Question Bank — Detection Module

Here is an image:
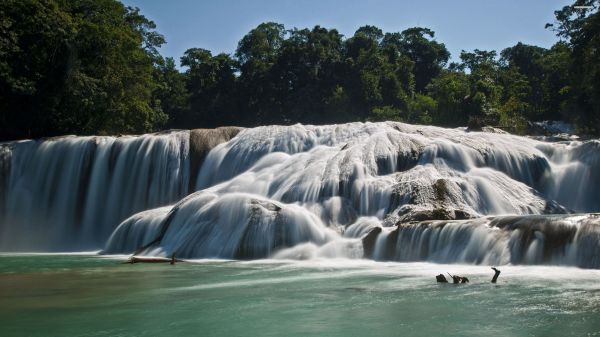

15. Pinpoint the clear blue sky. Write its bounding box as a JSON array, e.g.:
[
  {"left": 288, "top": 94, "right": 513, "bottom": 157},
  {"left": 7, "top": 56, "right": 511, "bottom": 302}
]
[{"left": 121, "top": 0, "right": 572, "bottom": 64}]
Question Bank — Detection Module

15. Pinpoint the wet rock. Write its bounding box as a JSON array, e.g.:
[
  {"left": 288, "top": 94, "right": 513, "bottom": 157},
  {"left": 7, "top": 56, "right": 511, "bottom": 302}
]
[
  {"left": 362, "top": 227, "right": 382, "bottom": 259},
  {"left": 381, "top": 226, "right": 400, "bottom": 260},
  {"left": 189, "top": 127, "right": 243, "bottom": 192},
  {"left": 480, "top": 126, "right": 509, "bottom": 134},
  {"left": 396, "top": 207, "right": 476, "bottom": 222},
  {"left": 235, "top": 199, "right": 283, "bottom": 259},
  {"left": 250, "top": 199, "right": 282, "bottom": 212},
  {"left": 453, "top": 209, "right": 475, "bottom": 220}
]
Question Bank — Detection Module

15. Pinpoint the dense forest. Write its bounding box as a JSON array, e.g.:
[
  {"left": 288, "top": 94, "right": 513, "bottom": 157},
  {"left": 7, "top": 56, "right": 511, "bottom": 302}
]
[{"left": 1, "top": 0, "right": 599, "bottom": 141}]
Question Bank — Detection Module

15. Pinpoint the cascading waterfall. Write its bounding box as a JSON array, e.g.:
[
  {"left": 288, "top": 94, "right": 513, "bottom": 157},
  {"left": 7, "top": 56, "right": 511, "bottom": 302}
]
[
  {"left": 103, "top": 192, "right": 343, "bottom": 259},
  {"left": 0, "top": 131, "right": 190, "bottom": 250},
  {"left": 0, "top": 128, "right": 240, "bottom": 250},
  {"left": 359, "top": 214, "right": 600, "bottom": 269},
  {"left": 1, "top": 122, "right": 599, "bottom": 267}
]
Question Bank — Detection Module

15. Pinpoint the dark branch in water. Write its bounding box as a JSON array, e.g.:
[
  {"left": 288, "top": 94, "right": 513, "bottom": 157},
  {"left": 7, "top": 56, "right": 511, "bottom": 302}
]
[{"left": 491, "top": 267, "right": 501, "bottom": 283}]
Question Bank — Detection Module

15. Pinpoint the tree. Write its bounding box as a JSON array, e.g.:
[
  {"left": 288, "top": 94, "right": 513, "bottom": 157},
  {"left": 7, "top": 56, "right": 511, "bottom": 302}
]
[
  {"left": 0, "top": 0, "right": 73, "bottom": 139},
  {"left": 547, "top": 0, "right": 600, "bottom": 133},
  {"left": 459, "top": 50, "right": 503, "bottom": 126},
  {"left": 498, "top": 42, "right": 573, "bottom": 123},
  {"left": 270, "top": 26, "right": 345, "bottom": 123},
  {"left": 180, "top": 48, "right": 238, "bottom": 127},
  {"left": 235, "top": 22, "right": 286, "bottom": 124},
  {"left": 2, "top": 3, "right": 594, "bottom": 138},
  {"left": 153, "top": 57, "right": 188, "bottom": 128},
  {"left": 540, "top": 42, "right": 572, "bottom": 121},
  {"left": 0, "top": 0, "right": 167, "bottom": 140},
  {"left": 383, "top": 28, "right": 450, "bottom": 93},
  {"left": 427, "top": 70, "right": 471, "bottom": 126},
  {"left": 344, "top": 26, "right": 413, "bottom": 121}
]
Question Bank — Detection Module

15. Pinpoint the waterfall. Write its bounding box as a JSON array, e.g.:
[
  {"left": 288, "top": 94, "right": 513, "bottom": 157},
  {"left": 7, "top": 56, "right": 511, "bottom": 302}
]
[
  {"left": 103, "top": 192, "right": 341, "bottom": 259},
  {"left": 0, "top": 132, "right": 190, "bottom": 250},
  {"left": 0, "top": 128, "right": 241, "bottom": 250},
  {"left": 2, "top": 122, "right": 600, "bottom": 267},
  {"left": 361, "top": 214, "right": 600, "bottom": 269}
]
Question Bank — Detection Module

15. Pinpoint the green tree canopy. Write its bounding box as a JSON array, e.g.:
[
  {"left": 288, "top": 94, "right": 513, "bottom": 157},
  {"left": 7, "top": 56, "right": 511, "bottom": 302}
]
[
  {"left": 382, "top": 28, "right": 449, "bottom": 93},
  {"left": 0, "top": 0, "right": 167, "bottom": 140},
  {"left": 2, "top": 1, "right": 598, "bottom": 139}
]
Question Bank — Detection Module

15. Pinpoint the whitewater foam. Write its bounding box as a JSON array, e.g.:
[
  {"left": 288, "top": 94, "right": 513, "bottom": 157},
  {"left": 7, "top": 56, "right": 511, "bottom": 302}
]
[{"left": 2, "top": 122, "right": 599, "bottom": 267}]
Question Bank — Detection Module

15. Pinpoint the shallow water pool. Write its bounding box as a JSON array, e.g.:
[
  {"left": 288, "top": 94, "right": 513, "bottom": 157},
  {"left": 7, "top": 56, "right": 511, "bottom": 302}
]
[{"left": 1, "top": 254, "right": 599, "bottom": 337}]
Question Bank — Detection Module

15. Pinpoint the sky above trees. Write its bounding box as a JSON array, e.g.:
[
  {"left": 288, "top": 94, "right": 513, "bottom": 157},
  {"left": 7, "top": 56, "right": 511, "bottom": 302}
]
[{"left": 121, "top": 0, "right": 572, "bottom": 64}]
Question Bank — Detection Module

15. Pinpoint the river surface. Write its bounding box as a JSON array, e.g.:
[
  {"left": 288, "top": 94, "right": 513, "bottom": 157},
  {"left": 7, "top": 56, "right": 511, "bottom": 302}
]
[{"left": 1, "top": 254, "right": 599, "bottom": 337}]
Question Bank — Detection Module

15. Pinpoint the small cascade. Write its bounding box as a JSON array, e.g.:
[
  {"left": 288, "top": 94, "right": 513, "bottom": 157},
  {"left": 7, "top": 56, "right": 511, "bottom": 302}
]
[
  {"left": 102, "top": 206, "right": 172, "bottom": 254},
  {"left": 538, "top": 141, "right": 600, "bottom": 211},
  {"left": 361, "top": 214, "right": 600, "bottom": 268},
  {"left": 104, "top": 192, "right": 340, "bottom": 259}
]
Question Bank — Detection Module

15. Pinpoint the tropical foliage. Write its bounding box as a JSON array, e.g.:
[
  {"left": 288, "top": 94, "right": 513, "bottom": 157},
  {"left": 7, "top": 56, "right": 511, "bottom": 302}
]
[{"left": 1, "top": 0, "right": 598, "bottom": 140}]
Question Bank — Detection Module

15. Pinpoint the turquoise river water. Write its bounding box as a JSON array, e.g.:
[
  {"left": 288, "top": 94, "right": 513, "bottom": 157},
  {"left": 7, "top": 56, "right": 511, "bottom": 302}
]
[{"left": 1, "top": 254, "right": 599, "bottom": 337}]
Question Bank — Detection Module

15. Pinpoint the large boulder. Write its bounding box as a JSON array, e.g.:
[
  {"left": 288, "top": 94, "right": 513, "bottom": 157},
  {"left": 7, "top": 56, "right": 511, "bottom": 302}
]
[{"left": 189, "top": 127, "right": 243, "bottom": 191}]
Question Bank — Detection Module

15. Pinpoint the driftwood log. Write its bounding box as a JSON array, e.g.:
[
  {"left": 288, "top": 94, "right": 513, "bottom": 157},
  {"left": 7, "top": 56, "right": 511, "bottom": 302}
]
[{"left": 123, "top": 255, "right": 184, "bottom": 264}]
